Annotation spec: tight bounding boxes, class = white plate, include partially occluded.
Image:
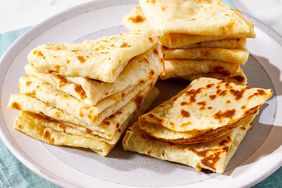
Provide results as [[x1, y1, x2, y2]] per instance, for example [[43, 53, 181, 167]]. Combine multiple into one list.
[[1, 1, 282, 187]]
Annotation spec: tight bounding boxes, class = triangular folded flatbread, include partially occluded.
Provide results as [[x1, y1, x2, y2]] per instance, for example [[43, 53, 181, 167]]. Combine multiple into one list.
[[123, 6, 252, 48], [25, 45, 162, 105], [15, 87, 159, 156], [160, 59, 242, 81], [123, 115, 253, 173], [18, 75, 154, 126], [139, 0, 255, 37], [179, 38, 246, 49], [138, 110, 258, 144], [139, 77, 272, 133], [163, 48, 249, 64], [28, 30, 158, 82]]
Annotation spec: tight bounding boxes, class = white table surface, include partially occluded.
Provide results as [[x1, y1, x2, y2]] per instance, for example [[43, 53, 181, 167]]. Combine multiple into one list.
[[0, 0, 282, 35]]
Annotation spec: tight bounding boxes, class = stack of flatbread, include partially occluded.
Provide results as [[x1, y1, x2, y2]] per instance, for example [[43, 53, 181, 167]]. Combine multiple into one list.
[[122, 0, 256, 85], [123, 77, 272, 173], [8, 30, 162, 156]]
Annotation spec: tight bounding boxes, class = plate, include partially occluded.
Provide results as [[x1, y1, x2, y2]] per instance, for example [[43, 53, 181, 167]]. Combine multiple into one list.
[[1, 0, 282, 187]]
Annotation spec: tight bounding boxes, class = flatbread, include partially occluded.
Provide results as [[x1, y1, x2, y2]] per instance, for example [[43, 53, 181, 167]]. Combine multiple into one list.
[[181, 68, 247, 85], [180, 38, 246, 49], [15, 113, 112, 156], [139, 77, 272, 132], [122, 5, 149, 30], [163, 48, 249, 64], [9, 76, 156, 134], [122, 6, 246, 48], [138, 110, 257, 144], [25, 45, 162, 105], [160, 59, 241, 81], [123, 117, 252, 173], [160, 34, 232, 48], [28, 30, 158, 82], [18, 75, 152, 126], [139, 0, 255, 37], [13, 87, 159, 156]]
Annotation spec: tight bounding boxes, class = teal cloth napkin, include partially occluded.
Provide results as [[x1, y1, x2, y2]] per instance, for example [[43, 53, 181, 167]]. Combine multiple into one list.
[[1, 19, 281, 188]]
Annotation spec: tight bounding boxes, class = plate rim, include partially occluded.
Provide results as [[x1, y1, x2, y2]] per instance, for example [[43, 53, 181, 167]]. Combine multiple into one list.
[[0, 0, 282, 187]]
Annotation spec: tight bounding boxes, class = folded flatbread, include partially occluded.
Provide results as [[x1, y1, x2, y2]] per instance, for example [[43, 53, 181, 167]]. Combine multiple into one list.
[[160, 59, 242, 81], [123, 115, 253, 173], [9, 83, 157, 141], [180, 38, 246, 49], [139, 0, 255, 38], [179, 68, 247, 85], [25, 45, 162, 105], [28, 30, 158, 82], [18, 75, 153, 126], [138, 110, 258, 144], [139, 77, 272, 133], [163, 48, 249, 64], [14, 87, 159, 156], [123, 6, 248, 48]]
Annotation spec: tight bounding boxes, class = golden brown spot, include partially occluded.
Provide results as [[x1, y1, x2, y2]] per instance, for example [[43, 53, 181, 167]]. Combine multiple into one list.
[[135, 96, 143, 107], [17, 124, 23, 129], [230, 89, 245, 100], [181, 109, 190, 117], [161, 6, 166, 11], [11, 102, 21, 110], [226, 100, 231, 104], [219, 136, 231, 146], [197, 101, 206, 106], [181, 101, 188, 106], [231, 75, 245, 83], [43, 130, 54, 144], [139, 80, 145, 84], [209, 95, 216, 100], [117, 128, 121, 132], [74, 85, 87, 99], [190, 148, 222, 172], [147, 114, 163, 123], [200, 106, 205, 110], [208, 106, 213, 110], [55, 65, 60, 72], [55, 111, 61, 118], [120, 42, 130, 48], [240, 127, 246, 130], [116, 123, 120, 129], [213, 66, 230, 76], [33, 50, 45, 59], [214, 109, 236, 121], [206, 84, 214, 89], [77, 55, 86, 64], [241, 105, 246, 110], [58, 124, 66, 133], [26, 91, 36, 98], [48, 70, 58, 74], [26, 81, 32, 87], [86, 128, 92, 134], [147, 149, 152, 155], [104, 120, 110, 125], [128, 15, 145, 23], [244, 106, 259, 116], [148, 37, 154, 43], [186, 88, 201, 102], [153, 49, 158, 55], [217, 89, 227, 96]]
